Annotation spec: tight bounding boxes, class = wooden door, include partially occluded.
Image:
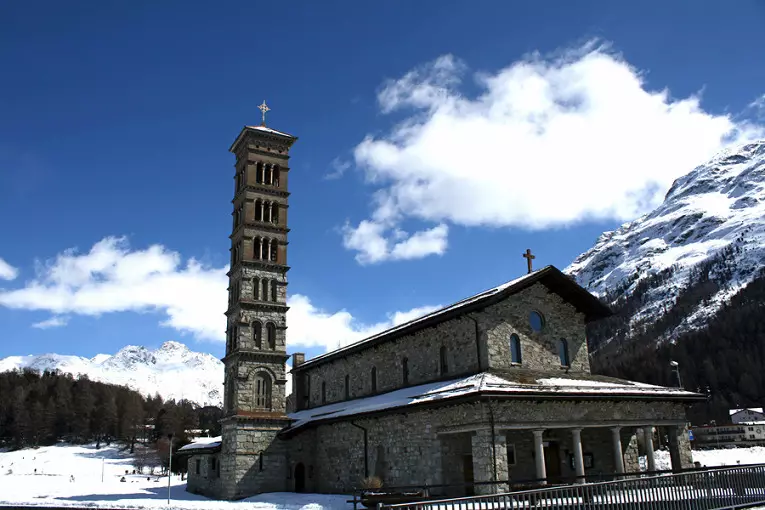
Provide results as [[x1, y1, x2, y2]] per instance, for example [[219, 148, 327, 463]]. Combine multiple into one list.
[[294, 463, 306, 493], [544, 443, 562, 482], [463, 455, 475, 496]]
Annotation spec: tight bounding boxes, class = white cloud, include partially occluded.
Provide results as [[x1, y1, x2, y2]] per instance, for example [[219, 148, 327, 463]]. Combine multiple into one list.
[[343, 41, 765, 263], [286, 295, 440, 352], [324, 157, 352, 180], [0, 258, 19, 281], [0, 237, 227, 340], [342, 221, 448, 265], [32, 316, 70, 329], [0, 237, 439, 351]]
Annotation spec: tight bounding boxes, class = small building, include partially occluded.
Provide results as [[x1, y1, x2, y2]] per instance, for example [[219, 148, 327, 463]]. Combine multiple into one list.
[[730, 408, 765, 425], [182, 118, 705, 500]]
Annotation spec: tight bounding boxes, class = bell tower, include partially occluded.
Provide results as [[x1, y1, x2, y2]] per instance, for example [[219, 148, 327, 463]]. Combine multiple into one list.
[[218, 102, 297, 499]]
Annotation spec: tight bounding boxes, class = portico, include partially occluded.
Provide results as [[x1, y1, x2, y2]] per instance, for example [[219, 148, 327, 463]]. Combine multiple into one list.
[[438, 410, 695, 496]]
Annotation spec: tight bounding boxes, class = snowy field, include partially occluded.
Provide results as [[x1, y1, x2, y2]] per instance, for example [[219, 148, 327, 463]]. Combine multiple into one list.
[[0, 443, 764, 509], [0, 443, 348, 509]]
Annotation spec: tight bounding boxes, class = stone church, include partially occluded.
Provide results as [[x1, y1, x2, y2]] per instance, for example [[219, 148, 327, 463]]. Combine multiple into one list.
[[181, 117, 704, 500]]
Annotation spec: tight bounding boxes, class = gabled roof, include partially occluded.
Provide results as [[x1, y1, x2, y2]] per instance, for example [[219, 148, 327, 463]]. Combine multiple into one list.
[[177, 436, 221, 454], [294, 266, 611, 371], [283, 371, 704, 434]]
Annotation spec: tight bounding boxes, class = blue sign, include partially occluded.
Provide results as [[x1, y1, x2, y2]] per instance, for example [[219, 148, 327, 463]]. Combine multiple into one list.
[[688, 429, 695, 441]]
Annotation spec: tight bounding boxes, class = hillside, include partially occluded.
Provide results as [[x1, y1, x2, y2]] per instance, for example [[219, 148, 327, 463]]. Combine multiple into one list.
[[565, 140, 765, 422], [567, 140, 765, 351], [0, 341, 223, 407]]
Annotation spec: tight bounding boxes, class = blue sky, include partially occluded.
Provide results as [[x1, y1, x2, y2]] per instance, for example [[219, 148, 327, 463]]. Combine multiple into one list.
[[1, 1, 764, 362]]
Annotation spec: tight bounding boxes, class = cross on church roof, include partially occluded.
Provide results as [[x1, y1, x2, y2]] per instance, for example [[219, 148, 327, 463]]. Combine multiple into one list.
[[523, 249, 536, 274], [258, 100, 270, 126]]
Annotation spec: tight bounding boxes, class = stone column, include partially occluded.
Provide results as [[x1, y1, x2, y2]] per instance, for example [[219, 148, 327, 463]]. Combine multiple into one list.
[[571, 428, 585, 483], [257, 238, 263, 260], [644, 427, 656, 472], [471, 429, 509, 495], [611, 427, 625, 474], [667, 425, 693, 472], [532, 430, 546, 483], [260, 201, 265, 222]]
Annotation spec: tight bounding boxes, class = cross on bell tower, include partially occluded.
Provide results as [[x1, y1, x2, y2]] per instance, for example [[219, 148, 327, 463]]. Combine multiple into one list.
[[523, 249, 536, 274]]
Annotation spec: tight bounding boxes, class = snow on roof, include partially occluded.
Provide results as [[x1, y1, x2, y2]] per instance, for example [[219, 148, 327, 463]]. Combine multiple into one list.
[[285, 372, 701, 432], [730, 408, 764, 416], [298, 271, 542, 369], [178, 436, 221, 452], [244, 125, 294, 138]]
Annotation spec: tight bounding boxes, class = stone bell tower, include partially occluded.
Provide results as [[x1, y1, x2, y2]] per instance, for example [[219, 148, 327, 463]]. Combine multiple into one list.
[[218, 102, 297, 499]]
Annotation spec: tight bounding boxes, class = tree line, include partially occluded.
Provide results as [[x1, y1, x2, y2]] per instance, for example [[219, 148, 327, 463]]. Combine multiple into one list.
[[0, 369, 222, 451]]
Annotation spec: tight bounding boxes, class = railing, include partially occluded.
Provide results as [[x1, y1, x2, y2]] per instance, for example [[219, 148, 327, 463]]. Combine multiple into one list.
[[376, 464, 765, 510]]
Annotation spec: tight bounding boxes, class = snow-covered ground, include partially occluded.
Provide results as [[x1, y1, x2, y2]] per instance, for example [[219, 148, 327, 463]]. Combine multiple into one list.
[[1, 442, 763, 508], [0, 443, 348, 509], [644, 445, 765, 471]]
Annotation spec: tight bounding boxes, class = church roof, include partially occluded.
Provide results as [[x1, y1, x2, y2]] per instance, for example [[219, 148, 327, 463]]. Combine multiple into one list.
[[283, 371, 704, 434], [294, 265, 611, 371], [177, 436, 222, 454]]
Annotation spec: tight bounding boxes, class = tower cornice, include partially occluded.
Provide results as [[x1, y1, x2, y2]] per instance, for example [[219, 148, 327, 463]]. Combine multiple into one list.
[[225, 300, 290, 316], [229, 125, 298, 154]]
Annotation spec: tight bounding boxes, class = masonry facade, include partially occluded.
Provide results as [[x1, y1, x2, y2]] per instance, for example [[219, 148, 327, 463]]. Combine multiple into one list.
[[182, 120, 703, 500]]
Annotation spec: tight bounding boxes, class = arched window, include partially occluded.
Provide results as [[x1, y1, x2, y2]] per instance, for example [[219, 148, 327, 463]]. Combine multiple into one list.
[[402, 357, 409, 386], [254, 373, 272, 410], [266, 322, 276, 350], [261, 238, 269, 260], [252, 278, 259, 300], [262, 279, 269, 301], [265, 164, 272, 185], [272, 203, 279, 224], [271, 280, 278, 302], [321, 381, 326, 405], [253, 321, 262, 349], [510, 334, 522, 364], [256, 162, 264, 184], [558, 339, 570, 367], [440, 346, 449, 375], [232, 325, 238, 350], [371, 367, 377, 394], [273, 165, 280, 187], [344, 374, 350, 400], [226, 375, 235, 413], [270, 240, 278, 262], [259, 452, 264, 471], [529, 311, 545, 332], [255, 199, 263, 221]]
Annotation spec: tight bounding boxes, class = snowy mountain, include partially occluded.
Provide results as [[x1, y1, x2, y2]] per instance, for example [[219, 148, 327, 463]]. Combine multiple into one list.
[[0, 341, 223, 407], [567, 140, 765, 348]]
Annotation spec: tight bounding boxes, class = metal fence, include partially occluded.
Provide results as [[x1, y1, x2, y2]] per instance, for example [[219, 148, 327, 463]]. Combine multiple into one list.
[[377, 464, 765, 510]]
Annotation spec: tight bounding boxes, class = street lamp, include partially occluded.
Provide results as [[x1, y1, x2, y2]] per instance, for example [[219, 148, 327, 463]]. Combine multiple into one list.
[[670, 360, 682, 388], [167, 433, 174, 505]]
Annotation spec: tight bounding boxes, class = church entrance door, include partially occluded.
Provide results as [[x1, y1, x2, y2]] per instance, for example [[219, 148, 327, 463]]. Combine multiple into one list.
[[544, 442, 562, 482], [294, 463, 306, 493], [462, 455, 475, 496]]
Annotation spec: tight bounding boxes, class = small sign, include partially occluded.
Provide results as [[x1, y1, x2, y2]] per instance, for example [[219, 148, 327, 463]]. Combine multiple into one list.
[[688, 429, 695, 441]]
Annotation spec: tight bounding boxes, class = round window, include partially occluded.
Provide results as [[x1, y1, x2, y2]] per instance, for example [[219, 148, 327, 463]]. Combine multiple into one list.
[[529, 311, 545, 332]]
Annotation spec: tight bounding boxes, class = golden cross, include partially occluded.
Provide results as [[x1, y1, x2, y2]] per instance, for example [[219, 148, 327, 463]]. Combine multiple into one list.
[[258, 100, 270, 126], [522, 249, 536, 274]]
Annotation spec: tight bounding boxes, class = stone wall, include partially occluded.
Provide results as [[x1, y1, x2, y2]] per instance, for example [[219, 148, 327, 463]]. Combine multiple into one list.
[[295, 282, 593, 410], [285, 397, 691, 494], [216, 417, 293, 499], [299, 316, 480, 408], [186, 452, 221, 496], [482, 284, 589, 373]]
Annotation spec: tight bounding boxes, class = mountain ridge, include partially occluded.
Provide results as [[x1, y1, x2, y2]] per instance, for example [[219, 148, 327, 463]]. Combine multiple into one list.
[[0, 341, 224, 407], [566, 139, 765, 349]]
